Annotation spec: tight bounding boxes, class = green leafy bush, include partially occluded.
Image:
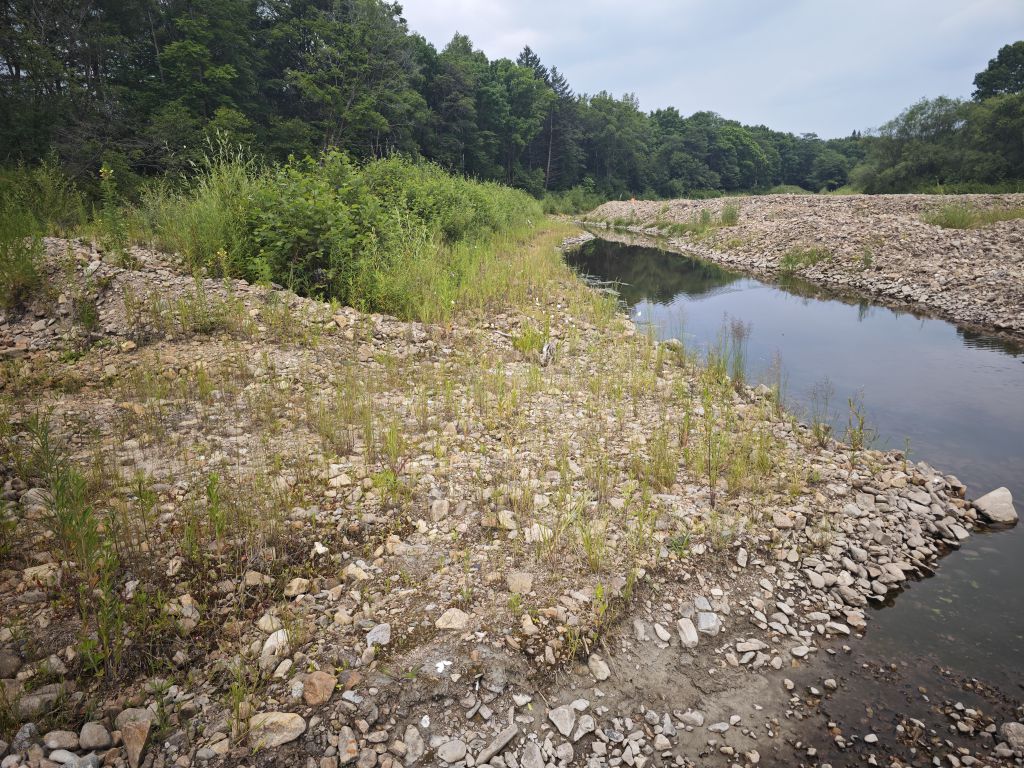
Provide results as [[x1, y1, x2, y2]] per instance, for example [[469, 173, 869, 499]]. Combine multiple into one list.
[[542, 184, 606, 215], [134, 150, 542, 320]]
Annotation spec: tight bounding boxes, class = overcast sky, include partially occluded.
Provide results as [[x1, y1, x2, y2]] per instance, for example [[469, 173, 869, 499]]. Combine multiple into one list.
[[401, 0, 1023, 138]]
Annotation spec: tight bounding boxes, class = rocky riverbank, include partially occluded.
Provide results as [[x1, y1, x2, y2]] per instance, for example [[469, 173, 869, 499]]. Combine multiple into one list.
[[0, 229, 1020, 768], [583, 195, 1024, 342]]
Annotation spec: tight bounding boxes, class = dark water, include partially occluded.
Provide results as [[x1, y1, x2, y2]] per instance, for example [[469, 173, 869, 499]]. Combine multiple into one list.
[[568, 236, 1024, 686]]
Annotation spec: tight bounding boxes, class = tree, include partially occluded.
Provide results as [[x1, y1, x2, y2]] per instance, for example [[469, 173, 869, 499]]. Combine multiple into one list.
[[973, 41, 1024, 100]]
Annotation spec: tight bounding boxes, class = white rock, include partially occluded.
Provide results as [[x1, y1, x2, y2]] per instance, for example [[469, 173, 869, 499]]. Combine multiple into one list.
[[974, 487, 1017, 524], [676, 617, 699, 648], [588, 654, 610, 681], [262, 629, 290, 657], [435, 607, 470, 630]]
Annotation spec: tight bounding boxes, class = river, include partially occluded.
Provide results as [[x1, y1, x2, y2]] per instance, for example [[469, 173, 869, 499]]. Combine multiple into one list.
[[566, 235, 1024, 692]]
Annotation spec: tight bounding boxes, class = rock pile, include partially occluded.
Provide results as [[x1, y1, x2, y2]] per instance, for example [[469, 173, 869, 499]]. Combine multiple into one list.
[[586, 194, 1024, 340]]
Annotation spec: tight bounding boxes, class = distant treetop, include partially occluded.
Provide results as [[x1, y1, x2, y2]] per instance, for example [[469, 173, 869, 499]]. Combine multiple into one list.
[[973, 41, 1024, 100]]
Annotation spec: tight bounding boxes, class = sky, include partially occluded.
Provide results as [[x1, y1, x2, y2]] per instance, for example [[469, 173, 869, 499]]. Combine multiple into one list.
[[400, 0, 1024, 138]]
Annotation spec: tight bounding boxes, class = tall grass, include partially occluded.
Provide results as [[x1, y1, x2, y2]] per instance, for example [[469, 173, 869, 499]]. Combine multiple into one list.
[[0, 158, 88, 309], [1, 149, 546, 321], [658, 205, 740, 237], [778, 246, 831, 273], [923, 204, 1024, 229], [542, 185, 606, 215], [0, 208, 43, 310]]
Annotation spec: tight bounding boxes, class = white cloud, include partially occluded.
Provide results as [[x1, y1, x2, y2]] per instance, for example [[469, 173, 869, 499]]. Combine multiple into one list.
[[400, 0, 1024, 136]]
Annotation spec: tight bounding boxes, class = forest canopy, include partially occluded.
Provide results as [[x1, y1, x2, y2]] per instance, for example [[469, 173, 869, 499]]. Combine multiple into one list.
[[1, 1, 1021, 199]]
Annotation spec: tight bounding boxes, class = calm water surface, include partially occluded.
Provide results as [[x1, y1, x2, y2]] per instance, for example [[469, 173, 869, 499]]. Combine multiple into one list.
[[568, 236, 1024, 685]]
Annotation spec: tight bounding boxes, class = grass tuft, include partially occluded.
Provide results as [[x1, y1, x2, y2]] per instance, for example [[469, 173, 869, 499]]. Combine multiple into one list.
[[778, 246, 831, 273], [923, 204, 1024, 229]]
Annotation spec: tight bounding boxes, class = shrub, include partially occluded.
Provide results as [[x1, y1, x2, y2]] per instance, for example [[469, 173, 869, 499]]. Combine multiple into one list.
[[132, 150, 542, 321], [542, 185, 606, 215], [0, 207, 43, 310], [0, 157, 86, 234], [720, 204, 740, 226]]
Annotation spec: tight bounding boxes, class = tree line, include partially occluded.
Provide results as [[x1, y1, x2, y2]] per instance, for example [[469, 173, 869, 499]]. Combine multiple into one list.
[[1, 0, 1021, 198]]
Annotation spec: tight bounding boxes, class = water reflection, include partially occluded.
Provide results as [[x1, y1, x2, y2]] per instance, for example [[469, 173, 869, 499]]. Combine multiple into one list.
[[567, 236, 1024, 685]]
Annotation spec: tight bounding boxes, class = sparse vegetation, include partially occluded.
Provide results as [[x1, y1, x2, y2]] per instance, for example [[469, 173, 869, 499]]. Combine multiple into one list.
[[778, 246, 832, 273], [924, 204, 1024, 229]]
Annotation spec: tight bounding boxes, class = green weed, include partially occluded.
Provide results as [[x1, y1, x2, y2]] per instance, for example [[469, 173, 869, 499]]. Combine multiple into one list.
[[779, 247, 831, 273]]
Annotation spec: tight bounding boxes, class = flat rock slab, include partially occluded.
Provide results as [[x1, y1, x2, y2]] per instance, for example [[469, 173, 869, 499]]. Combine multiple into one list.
[[548, 705, 576, 737], [249, 712, 306, 749]]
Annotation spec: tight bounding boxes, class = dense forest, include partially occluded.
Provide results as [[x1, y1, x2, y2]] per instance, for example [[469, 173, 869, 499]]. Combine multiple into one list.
[[1, 0, 1022, 200]]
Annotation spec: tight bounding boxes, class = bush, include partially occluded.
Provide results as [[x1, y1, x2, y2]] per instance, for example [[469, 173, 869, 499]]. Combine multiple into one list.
[[0, 211, 43, 310], [0, 157, 86, 234], [133, 150, 542, 320], [134, 144, 260, 275], [542, 185, 606, 215]]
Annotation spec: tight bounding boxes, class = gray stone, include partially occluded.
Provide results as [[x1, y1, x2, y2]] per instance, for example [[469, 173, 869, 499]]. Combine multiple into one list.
[[365, 623, 391, 648], [696, 612, 721, 636], [679, 710, 704, 728], [122, 718, 152, 768], [79, 722, 112, 751], [587, 654, 610, 681], [521, 741, 545, 768], [506, 572, 533, 594], [1000, 722, 1024, 752], [404, 726, 425, 764], [548, 705, 575, 737], [676, 617, 699, 648], [555, 741, 573, 762], [42, 731, 78, 751], [17, 683, 63, 719], [572, 714, 596, 742], [437, 739, 467, 763], [261, 628, 290, 657], [661, 713, 676, 737], [975, 487, 1018, 524], [337, 725, 359, 764], [47, 748, 78, 764], [114, 708, 156, 732], [0, 650, 21, 678], [11, 723, 40, 754], [477, 724, 518, 764]]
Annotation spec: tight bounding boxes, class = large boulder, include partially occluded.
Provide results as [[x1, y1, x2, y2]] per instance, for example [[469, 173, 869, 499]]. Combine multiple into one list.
[[1001, 721, 1024, 753], [974, 487, 1017, 524]]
